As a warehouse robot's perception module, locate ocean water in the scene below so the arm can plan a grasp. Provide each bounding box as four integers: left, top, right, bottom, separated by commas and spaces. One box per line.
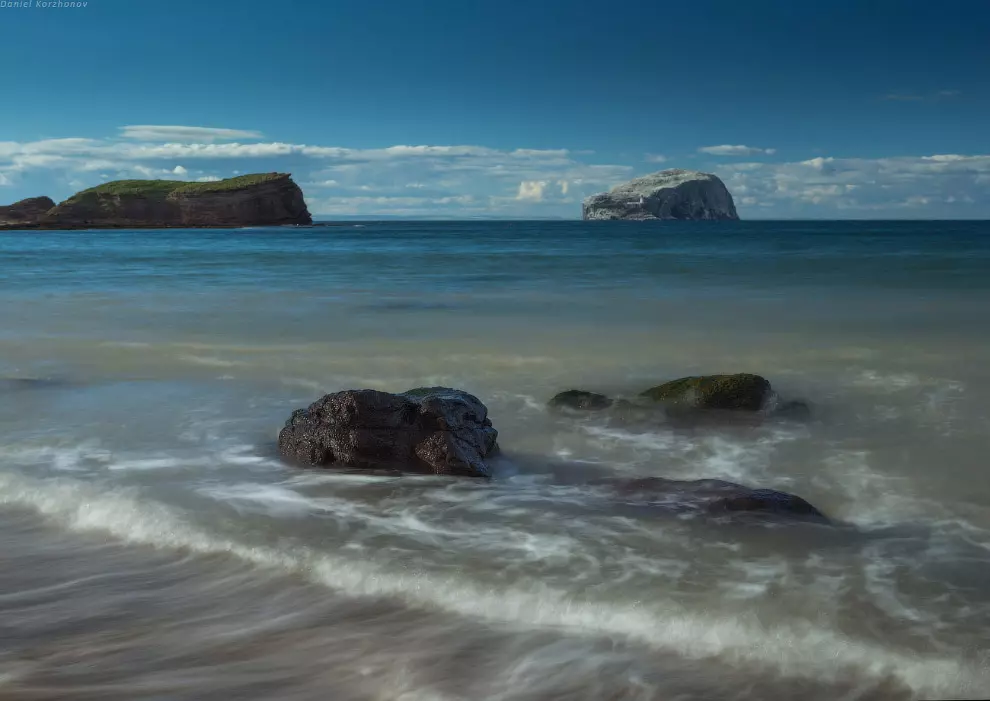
0, 220, 989, 700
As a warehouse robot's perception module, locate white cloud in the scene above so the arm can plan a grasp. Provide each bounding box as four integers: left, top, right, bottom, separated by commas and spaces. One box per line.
119, 125, 264, 142
699, 144, 776, 157
8, 124, 988, 218
720, 153, 990, 217
882, 90, 961, 102
645, 153, 667, 163
196, 175, 221, 182
516, 180, 548, 201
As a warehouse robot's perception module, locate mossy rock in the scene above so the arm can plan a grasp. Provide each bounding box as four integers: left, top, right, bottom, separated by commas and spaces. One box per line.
547, 390, 614, 412
639, 374, 771, 411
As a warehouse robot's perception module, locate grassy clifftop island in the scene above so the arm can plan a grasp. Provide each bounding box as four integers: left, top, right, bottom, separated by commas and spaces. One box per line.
0, 173, 312, 229
69, 172, 289, 199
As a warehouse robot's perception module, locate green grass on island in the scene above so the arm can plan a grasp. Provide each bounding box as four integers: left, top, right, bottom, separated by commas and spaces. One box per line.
67, 173, 288, 201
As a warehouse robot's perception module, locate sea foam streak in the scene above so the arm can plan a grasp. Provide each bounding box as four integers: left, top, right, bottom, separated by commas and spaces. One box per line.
0, 469, 985, 697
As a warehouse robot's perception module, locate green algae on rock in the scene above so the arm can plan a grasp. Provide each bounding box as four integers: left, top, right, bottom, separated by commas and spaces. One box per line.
547, 390, 614, 412
639, 373, 772, 411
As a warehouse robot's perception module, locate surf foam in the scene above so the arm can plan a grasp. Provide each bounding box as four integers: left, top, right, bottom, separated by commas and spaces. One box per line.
0, 469, 985, 697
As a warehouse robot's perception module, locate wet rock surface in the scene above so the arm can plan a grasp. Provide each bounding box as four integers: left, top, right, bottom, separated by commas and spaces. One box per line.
277, 387, 499, 478
602, 477, 828, 523
547, 374, 813, 427
547, 390, 614, 412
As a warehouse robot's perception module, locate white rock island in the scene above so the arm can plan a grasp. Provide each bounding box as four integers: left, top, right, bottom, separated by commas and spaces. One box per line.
582, 169, 739, 221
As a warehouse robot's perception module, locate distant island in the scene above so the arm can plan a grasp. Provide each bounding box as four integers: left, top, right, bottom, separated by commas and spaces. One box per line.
582, 169, 739, 221
0, 173, 311, 229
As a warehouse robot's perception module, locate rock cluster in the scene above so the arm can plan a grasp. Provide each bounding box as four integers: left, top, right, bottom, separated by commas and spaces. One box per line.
548, 373, 810, 424
278, 375, 825, 524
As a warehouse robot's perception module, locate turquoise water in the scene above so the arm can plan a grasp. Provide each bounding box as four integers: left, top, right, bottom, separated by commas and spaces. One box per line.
1, 221, 989, 700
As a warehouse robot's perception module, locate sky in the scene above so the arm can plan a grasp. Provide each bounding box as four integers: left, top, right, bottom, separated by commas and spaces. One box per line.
0, 0, 988, 219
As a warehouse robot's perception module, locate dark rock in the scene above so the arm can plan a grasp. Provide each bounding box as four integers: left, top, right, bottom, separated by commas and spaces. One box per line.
640, 373, 772, 411
0, 377, 69, 391
0, 173, 311, 230
277, 387, 498, 478
547, 390, 613, 412
709, 487, 825, 520
0, 196, 56, 227
603, 477, 827, 523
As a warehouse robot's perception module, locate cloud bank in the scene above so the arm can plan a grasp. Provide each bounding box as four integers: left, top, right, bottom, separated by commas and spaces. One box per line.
698, 144, 777, 157
1, 125, 988, 218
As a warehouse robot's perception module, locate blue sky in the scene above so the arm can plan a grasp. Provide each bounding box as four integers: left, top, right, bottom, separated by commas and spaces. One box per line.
1, 0, 988, 218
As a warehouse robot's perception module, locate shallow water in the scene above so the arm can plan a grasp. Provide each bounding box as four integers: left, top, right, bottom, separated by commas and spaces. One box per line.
1, 221, 989, 700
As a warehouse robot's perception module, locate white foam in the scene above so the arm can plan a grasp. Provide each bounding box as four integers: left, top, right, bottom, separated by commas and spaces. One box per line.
853, 370, 922, 390
580, 425, 799, 485
99, 341, 151, 348
195, 482, 317, 518
489, 391, 546, 413
284, 471, 403, 486
177, 354, 246, 368
218, 447, 272, 466
0, 443, 112, 472
815, 450, 923, 525
0, 469, 985, 697
109, 456, 200, 471
581, 425, 679, 453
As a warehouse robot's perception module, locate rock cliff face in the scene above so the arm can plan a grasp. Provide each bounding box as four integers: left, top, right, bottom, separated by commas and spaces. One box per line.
582, 169, 738, 221
0, 196, 56, 227
0, 173, 311, 229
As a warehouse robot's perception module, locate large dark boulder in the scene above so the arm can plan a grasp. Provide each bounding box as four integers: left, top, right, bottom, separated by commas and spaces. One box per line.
604, 477, 827, 523
639, 373, 772, 411
277, 387, 498, 478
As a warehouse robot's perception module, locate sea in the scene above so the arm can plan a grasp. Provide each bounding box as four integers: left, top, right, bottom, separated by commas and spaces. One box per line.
0, 220, 988, 700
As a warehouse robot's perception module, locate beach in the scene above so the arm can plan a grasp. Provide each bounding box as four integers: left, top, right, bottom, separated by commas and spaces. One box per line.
0, 220, 988, 700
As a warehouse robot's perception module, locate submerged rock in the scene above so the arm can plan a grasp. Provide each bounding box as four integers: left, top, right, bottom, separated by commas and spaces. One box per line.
0, 377, 70, 391
640, 373, 772, 411
582, 169, 739, 221
547, 390, 613, 412
772, 400, 812, 422
605, 477, 828, 523
546, 374, 814, 428
277, 387, 498, 478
